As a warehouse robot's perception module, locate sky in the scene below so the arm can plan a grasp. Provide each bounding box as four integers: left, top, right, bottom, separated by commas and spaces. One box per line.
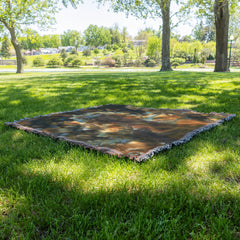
40, 1, 195, 37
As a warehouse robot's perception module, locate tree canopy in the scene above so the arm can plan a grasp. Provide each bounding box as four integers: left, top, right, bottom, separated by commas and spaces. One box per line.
84, 25, 111, 47
61, 30, 83, 49
0, 36, 11, 59
0, 0, 59, 30
0, 0, 82, 73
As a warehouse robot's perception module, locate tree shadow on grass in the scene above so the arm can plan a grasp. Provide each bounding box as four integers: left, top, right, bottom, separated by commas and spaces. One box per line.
0, 71, 213, 118
0, 71, 240, 239
0, 72, 193, 123
0, 136, 240, 239
1, 71, 239, 170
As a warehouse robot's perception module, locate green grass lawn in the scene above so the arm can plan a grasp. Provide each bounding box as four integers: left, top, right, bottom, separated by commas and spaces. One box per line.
0, 71, 239, 239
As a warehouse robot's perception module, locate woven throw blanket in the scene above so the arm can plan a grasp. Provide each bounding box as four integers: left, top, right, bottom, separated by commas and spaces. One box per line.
5, 104, 235, 162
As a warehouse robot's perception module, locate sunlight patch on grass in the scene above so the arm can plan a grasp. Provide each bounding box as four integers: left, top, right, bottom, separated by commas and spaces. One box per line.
105, 95, 117, 102
0, 71, 239, 239
10, 131, 26, 142
22, 156, 143, 193
180, 95, 206, 103
22, 160, 86, 191
9, 100, 21, 105
0, 193, 11, 221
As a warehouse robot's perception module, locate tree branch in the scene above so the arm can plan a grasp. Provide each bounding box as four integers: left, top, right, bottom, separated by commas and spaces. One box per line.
0, 17, 11, 30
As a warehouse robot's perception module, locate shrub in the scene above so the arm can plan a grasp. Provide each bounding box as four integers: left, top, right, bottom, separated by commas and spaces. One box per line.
144, 58, 156, 67
193, 55, 199, 63
94, 58, 101, 66
112, 44, 119, 51
200, 56, 207, 64
70, 48, 78, 55
123, 53, 130, 67
47, 57, 62, 68
64, 56, 75, 66
208, 54, 215, 60
64, 56, 83, 67
93, 48, 99, 54
33, 56, 45, 67
22, 56, 28, 65
82, 49, 91, 57
112, 55, 123, 67
147, 36, 161, 62
193, 49, 199, 63
170, 58, 185, 65
60, 49, 68, 60
71, 57, 83, 67
122, 47, 128, 53
133, 58, 143, 67
106, 45, 112, 51
126, 60, 134, 67
114, 49, 124, 55
232, 48, 240, 62
103, 49, 108, 55
102, 57, 116, 67
129, 43, 134, 50
120, 43, 126, 48
173, 50, 187, 59
171, 62, 180, 68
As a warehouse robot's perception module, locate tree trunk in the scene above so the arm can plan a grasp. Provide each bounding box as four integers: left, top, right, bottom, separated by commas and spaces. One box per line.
9, 27, 24, 73
160, 0, 172, 71
214, 0, 229, 72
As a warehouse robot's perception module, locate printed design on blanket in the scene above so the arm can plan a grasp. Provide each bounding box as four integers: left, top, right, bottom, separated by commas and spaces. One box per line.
5, 104, 235, 162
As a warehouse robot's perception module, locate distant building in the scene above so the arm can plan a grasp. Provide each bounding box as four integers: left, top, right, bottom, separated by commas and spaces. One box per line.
39, 48, 58, 54
58, 46, 75, 53
24, 50, 41, 55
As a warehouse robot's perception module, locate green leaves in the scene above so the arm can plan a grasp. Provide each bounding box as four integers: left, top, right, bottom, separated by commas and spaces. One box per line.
62, 0, 83, 8
0, 0, 60, 31
0, 0, 83, 73
61, 30, 83, 48
0, 36, 11, 58
84, 25, 111, 47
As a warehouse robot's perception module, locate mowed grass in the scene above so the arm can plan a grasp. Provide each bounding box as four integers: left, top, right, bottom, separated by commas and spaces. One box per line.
0, 71, 239, 239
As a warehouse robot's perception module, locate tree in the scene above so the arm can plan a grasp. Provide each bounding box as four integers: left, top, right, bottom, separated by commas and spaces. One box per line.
146, 36, 162, 63
180, 35, 193, 42
84, 25, 111, 47
0, 0, 82, 73
188, 0, 239, 72
214, 0, 229, 71
193, 21, 215, 42
1, 36, 11, 59
134, 28, 154, 45
159, 0, 172, 71
20, 29, 42, 51
121, 27, 129, 44
60, 49, 68, 60
109, 24, 121, 45
0, 0, 60, 73
96, 0, 177, 71
40, 34, 61, 48
61, 30, 83, 49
